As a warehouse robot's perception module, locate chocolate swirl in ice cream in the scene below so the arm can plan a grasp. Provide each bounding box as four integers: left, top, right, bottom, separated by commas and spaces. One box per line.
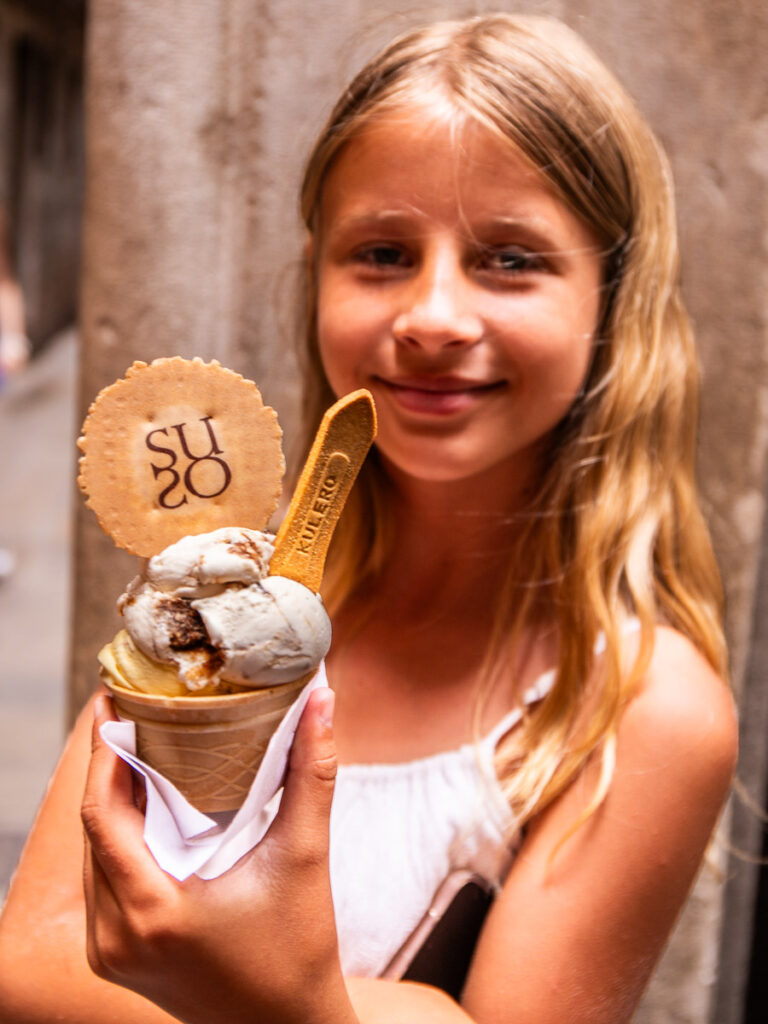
100, 526, 332, 696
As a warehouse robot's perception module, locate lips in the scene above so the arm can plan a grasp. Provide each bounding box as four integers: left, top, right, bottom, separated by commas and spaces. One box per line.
374, 375, 506, 416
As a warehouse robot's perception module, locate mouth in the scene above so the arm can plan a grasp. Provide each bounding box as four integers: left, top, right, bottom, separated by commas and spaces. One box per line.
373, 375, 507, 416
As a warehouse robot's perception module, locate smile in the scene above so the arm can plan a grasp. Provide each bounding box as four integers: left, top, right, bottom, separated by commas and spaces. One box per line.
374, 376, 507, 416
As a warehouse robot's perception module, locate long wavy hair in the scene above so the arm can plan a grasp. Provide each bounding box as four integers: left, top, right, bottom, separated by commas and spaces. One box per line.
294, 13, 726, 828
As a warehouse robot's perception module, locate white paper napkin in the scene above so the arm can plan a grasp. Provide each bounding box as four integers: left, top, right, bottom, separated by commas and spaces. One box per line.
100, 669, 326, 881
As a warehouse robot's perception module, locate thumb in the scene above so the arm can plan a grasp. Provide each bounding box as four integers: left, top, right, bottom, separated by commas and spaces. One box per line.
272, 687, 337, 852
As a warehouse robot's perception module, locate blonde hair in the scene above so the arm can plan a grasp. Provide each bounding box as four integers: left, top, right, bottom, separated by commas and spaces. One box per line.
296, 13, 726, 827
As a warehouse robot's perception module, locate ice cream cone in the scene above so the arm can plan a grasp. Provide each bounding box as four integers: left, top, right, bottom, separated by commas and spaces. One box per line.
79, 361, 376, 817
102, 671, 310, 813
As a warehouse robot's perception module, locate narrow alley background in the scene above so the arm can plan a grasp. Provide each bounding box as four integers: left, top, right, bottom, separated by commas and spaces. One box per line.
0, 328, 76, 899
2, 1, 768, 1021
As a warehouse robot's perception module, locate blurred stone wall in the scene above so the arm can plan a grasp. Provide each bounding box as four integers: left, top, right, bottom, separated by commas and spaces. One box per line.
71, 1, 768, 1021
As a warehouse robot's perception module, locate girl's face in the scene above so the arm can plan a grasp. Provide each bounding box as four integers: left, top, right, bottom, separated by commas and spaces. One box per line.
314, 104, 604, 490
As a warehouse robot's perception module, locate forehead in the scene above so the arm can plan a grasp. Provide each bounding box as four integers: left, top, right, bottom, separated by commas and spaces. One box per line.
318, 101, 597, 249
324, 105, 536, 200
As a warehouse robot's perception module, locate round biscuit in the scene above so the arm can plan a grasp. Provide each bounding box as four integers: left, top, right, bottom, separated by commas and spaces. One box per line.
78, 357, 284, 556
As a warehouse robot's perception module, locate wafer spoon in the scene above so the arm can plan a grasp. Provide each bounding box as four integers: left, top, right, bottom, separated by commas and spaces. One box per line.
269, 389, 376, 592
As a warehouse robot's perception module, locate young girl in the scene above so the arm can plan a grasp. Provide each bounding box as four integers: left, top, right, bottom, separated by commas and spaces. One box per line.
0, 13, 737, 1024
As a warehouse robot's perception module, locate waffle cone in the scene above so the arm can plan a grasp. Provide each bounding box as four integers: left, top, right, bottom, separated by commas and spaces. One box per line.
102, 672, 310, 813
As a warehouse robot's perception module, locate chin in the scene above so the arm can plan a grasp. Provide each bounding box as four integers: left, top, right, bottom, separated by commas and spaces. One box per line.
379, 444, 505, 487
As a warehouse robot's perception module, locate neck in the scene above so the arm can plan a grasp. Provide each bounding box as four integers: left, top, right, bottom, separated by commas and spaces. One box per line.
376, 456, 536, 605
327, 453, 556, 763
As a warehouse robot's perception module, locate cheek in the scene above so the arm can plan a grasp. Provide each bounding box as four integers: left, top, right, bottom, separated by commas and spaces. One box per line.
316, 335, 346, 397
315, 280, 349, 393
316, 276, 388, 393
538, 294, 598, 384
508, 306, 595, 391
316, 313, 361, 397
564, 306, 600, 393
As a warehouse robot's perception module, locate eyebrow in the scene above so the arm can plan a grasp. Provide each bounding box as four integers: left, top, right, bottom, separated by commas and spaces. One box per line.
469, 215, 559, 247
327, 209, 423, 234
324, 209, 598, 260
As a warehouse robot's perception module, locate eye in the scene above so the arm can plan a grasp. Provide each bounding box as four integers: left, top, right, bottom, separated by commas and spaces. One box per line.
481, 247, 545, 274
354, 244, 411, 270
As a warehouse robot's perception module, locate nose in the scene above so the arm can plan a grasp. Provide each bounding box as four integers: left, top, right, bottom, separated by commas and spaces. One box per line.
392, 250, 483, 351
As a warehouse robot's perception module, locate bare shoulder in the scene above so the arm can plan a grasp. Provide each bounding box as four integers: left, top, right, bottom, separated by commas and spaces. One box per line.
618, 625, 738, 794
461, 627, 737, 1024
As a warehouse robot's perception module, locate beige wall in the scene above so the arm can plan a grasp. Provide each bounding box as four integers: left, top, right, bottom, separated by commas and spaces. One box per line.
72, 2, 768, 1020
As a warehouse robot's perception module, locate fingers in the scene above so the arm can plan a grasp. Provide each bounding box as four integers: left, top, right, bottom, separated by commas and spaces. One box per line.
81, 695, 158, 892
270, 687, 337, 857
83, 834, 123, 977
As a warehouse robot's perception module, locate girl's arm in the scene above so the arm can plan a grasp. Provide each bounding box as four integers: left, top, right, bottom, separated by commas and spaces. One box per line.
461, 626, 738, 1024
0, 689, 358, 1024
0, 626, 736, 1024
0, 690, 182, 1023
0, 691, 468, 1024
79, 689, 356, 1024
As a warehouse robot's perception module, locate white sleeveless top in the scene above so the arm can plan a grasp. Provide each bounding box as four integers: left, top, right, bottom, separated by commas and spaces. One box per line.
322, 663, 557, 978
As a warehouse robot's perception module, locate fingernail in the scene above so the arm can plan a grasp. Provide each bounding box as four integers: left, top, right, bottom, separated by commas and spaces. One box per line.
317, 687, 335, 732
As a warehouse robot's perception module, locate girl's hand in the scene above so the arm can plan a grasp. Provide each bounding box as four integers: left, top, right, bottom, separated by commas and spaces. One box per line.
81, 689, 358, 1024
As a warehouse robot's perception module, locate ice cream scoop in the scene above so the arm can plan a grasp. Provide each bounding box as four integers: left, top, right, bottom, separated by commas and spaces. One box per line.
100, 526, 332, 695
